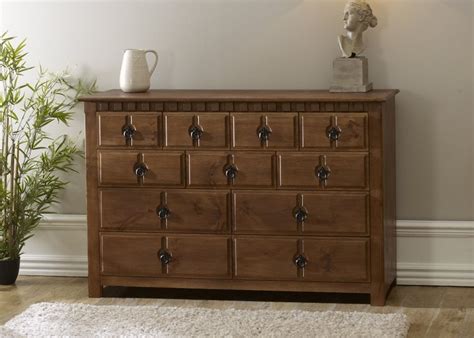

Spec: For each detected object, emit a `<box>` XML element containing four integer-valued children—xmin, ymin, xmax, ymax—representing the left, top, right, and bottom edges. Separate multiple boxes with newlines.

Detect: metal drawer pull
<box><xmin>294</xmin><ymin>254</ymin><xmax>308</xmax><ymax>268</ymax></box>
<box><xmin>156</xmin><ymin>206</ymin><xmax>170</xmax><ymax>220</ymax></box>
<box><xmin>327</xmin><ymin>126</ymin><xmax>342</xmax><ymax>141</ymax></box>
<box><xmin>257</xmin><ymin>125</ymin><xmax>272</xmax><ymax>142</ymax></box>
<box><xmin>122</xmin><ymin>124</ymin><xmax>136</xmax><ymax>140</ymax></box>
<box><xmin>188</xmin><ymin>125</ymin><xmax>203</xmax><ymax>141</ymax></box>
<box><xmin>224</xmin><ymin>164</ymin><xmax>238</xmax><ymax>179</ymax></box>
<box><xmin>293</xmin><ymin>207</ymin><xmax>309</xmax><ymax>223</ymax></box>
<box><xmin>315</xmin><ymin>165</ymin><xmax>331</xmax><ymax>182</ymax></box>
<box><xmin>158</xmin><ymin>249</ymin><xmax>172</xmax><ymax>265</ymax></box>
<box><xmin>134</xmin><ymin>163</ymin><xmax>149</xmax><ymax>178</ymax></box>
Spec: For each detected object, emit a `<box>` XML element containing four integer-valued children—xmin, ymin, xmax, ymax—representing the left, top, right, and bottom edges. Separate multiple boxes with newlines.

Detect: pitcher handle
<box><xmin>145</xmin><ymin>50</ymin><xmax>159</xmax><ymax>77</ymax></box>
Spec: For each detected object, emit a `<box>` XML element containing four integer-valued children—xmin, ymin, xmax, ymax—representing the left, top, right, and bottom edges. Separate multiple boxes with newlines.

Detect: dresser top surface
<box><xmin>79</xmin><ymin>89</ymin><xmax>399</xmax><ymax>103</ymax></box>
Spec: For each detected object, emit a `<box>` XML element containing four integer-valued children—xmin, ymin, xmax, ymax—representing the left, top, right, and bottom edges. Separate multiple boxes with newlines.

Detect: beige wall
<box><xmin>1</xmin><ymin>0</ymin><xmax>473</xmax><ymax>220</ymax></box>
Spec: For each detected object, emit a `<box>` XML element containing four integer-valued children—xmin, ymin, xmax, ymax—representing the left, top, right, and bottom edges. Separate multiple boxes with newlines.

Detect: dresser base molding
<box><xmin>97</xmin><ymin>276</ymin><xmax>394</xmax><ymax>305</ymax></box>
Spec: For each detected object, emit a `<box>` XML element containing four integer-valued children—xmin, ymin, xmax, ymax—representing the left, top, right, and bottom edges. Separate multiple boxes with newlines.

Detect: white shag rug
<box><xmin>2</xmin><ymin>302</ymin><xmax>410</xmax><ymax>337</ymax></box>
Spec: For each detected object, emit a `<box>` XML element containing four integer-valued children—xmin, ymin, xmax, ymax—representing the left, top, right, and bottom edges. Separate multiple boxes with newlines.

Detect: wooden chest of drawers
<box><xmin>80</xmin><ymin>89</ymin><xmax>398</xmax><ymax>306</ymax></box>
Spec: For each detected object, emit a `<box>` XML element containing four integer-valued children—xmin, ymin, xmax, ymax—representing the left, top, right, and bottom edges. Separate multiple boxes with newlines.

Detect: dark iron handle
<box><xmin>134</xmin><ymin>163</ymin><xmax>149</xmax><ymax>178</ymax></box>
<box><xmin>294</xmin><ymin>254</ymin><xmax>308</xmax><ymax>268</ymax></box>
<box><xmin>327</xmin><ymin>126</ymin><xmax>342</xmax><ymax>141</ymax></box>
<box><xmin>293</xmin><ymin>207</ymin><xmax>309</xmax><ymax>223</ymax></box>
<box><xmin>156</xmin><ymin>206</ymin><xmax>171</xmax><ymax>220</ymax></box>
<box><xmin>158</xmin><ymin>249</ymin><xmax>172</xmax><ymax>265</ymax></box>
<box><xmin>122</xmin><ymin>124</ymin><xmax>136</xmax><ymax>140</ymax></box>
<box><xmin>257</xmin><ymin>126</ymin><xmax>272</xmax><ymax>142</ymax></box>
<box><xmin>315</xmin><ymin>165</ymin><xmax>331</xmax><ymax>182</ymax></box>
<box><xmin>189</xmin><ymin>125</ymin><xmax>203</xmax><ymax>141</ymax></box>
<box><xmin>224</xmin><ymin>164</ymin><xmax>238</xmax><ymax>179</ymax></box>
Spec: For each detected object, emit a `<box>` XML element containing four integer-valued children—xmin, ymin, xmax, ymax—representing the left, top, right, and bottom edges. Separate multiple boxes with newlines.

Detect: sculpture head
<box><xmin>343</xmin><ymin>0</ymin><xmax>377</xmax><ymax>33</ymax></box>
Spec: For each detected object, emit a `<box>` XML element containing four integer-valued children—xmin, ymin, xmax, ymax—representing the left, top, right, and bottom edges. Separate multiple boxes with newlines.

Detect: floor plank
<box><xmin>0</xmin><ymin>276</ymin><xmax>472</xmax><ymax>337</ymax></box>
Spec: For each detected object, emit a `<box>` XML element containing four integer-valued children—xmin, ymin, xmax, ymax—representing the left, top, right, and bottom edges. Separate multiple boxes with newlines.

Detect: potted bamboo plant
<box><xmin>0</xmin><ymin>32</ymin><xmax>95</xmax><ymax>284</ymax></box>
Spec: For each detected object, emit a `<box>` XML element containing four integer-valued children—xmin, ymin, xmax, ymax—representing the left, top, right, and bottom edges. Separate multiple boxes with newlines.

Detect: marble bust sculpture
<box><xmin>338</xmin><ymin>0</ymin><xmax>378</xmax><ymax>58</ymax></box>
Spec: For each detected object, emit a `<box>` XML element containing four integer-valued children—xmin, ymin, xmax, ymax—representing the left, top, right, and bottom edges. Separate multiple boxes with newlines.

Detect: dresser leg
<box><xmin>88</xmin><ymin>282</ymin><xmax>103</xmax><ymax>298</ymax></box>
<box><xmin>370</xmin><ymin>289</ymin><xmax>386</xmax><ymax>306</ymax></box>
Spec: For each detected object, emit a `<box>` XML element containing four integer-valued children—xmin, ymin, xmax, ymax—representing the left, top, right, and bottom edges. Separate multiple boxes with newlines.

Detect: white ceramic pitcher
<box><xmin>119</xmin><ymin>49</ymin><xmax>158</xmax><ymax>93</ymax></box>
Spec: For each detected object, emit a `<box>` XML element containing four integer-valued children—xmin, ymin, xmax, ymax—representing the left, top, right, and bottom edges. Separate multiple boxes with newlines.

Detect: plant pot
<box><xmin>0</xmin><ymin>259</ymin><xmax>20</xmax><ymax>285</ymax></box>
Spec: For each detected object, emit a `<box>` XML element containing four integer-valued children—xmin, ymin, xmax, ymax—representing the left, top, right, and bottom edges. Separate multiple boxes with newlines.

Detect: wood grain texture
<box><xmin>83</xmin><ymin>90</ymin><xmax>398</xmax><ymax>306</ymax></box>
<box><xmin>231</xmin><ymin>113</ymin><xmax>298</xmax><ymax>149</ymax></box>
<box><xmin>101</xmin><ymin>233</ymin><xmax>231</xmax><ymax>278</ymax></box>
<box><xmin>302</xmin><ymin>238</ymin><xmax>369</xmax><ymax>282</ymax></box>
<box><xmin>98</xmin><ymin>112</ymin><xmax>161</xmax><ymax>147</ymax></box>
<box><xmin>277</xmin><ymin>152</ymin><xmax>368</xmax><ymax>190</ymax></box>
<box><xmin>79</xmin><ymin>89</ymin><xmax>399</xmax><ymax>103</ymax></box>
<box><xmin>300</xmin><ymin>113</ymin><xmax>368</xmax><ymax>150</ymax></box>
<box><xmin>232</xmin><ymin>191</ymin><xmax>369</xmax><ymax>235</ymax></box>
<box><xmin>368</xmin><ymin>102</ymin><xmax>386</xmax><ymax>306</ymax></box>
<box><xmin>85</xmin><ymin>102</ymin><xmax>102</xmax><ymax>297</ymax></box>
<box><xmin>234</xmin><ymin>236</ymin><xmax>369</xmax><ymax>282</ymax></box>
<box><xmin>99</xmin><ymin>151</ymin><xmax>185</xmax><ymax>186</ymax></box>
<box><xmin>186</xmin><ymin>151</ymin><xmax>275</xmax><ymax>188</ymax></box>
<box><xmin>163</xmin><ymin>112</ymin><xmax>229</xmax><ymax>149</ymax></box>
<box><xmin>100</xmin><ymin>189</ymin><xmax>230</xmax><ymax>233</ymax></box>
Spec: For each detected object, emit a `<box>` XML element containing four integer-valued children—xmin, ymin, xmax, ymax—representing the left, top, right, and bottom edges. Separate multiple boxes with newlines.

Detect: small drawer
<box><xmin>98</xmin><ymin>151</ymin><xmax>185</xmax><ymax>186</ymax></box>
<box><xmin>300</xmin><ymin>113</ymin><xmax>367</xmax><ymax>150</ymax></box>
<box><xmin>277</xmin><ymin>152</ymin><xmax>368</xmax><ymax>189</ymax></box>
<box><xmin>164</xmin><ymin>112</ymin><xmax>229</xmax><ymax>149</ymax></box>
<box><xmin>98</xmin><ymin>112</ymin><xmax>161</xmax><ymax>147</ymax></box>
<box><xmin>186</xmin><ymin>152</ymin><xmax>275</xmax><ymax>188</ymax></box>
<box><xmin>234</xmin><ymin>237</ymin><xmax>369</xmax><ymax>282</ymax></box>
<box><xmin>232</xmin><ymin>191</ymin><xmax>368</xmax><ymax>235</ymax></box>
<box><xmin>231</xmin><ymin>113</ymin><xmax>298</xmax><ymax>149</ymax></box>
<box><xmin>100</xmin><ymin>189</ymin><xmax>230</xmax><ymax>233</ymax></box>
<box><xmin>101</xmin><ymin>233</ymin><xmax>231</xmax><ymax>278</ymax></box>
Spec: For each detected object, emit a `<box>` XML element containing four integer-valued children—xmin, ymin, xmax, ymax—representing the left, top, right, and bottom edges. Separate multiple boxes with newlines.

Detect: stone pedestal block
<box><xmin>330</xmin><ymin>57</ymin><xmax>373</xmax><ymax>93</ymax></box>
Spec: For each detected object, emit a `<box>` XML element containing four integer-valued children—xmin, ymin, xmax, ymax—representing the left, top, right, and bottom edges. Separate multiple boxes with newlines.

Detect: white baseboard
<box><xmin>19</xmin><ymin>215</ymin><xmax>474</xmax><ymax>287</ymax></box>
<box><xmin>397</xmin><ymin>263</ymin><xmax>474</xmax><ymax>286</ymax></box>
<box><xmin>20</xmin><ymin>254</ymin><xmax>88</xmax><ymax>277</ymax></box>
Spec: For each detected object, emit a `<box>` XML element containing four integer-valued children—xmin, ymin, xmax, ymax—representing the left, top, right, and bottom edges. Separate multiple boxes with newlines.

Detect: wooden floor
<box><xmin>0</xmin><ymin>276</ymin><xmax>473</xmax><ymax>337</ymax></box>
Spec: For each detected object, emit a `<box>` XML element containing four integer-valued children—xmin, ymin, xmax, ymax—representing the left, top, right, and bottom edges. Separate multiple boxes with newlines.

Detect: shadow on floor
<box><xmin>103</xmin><ymin>287</ymin><xmax>370</xmax><ymax>304</ymax></box>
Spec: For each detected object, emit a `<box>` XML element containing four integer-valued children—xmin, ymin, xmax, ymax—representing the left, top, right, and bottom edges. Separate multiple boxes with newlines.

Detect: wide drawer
<box><xmin>186</xmin><ymin>152</ymin><xmax>275</xmax><ymax>188</ymax></box>
<box><xmin>231</xmin><ymin>113</ymin><xmax>298</xmax><ymax>149</ymax></box>
<box><xmin>232</xmin><ymin>191</ymin><xmax>369</xmax><ymax>235</ymax></box>
<box><xmin>101</xmin><ymin>233</ymin><xmax>231</xmax><ymax>278</ymax></box>
<box><xmin>300</xmin><ymin>113</ymin><xmax>367</xmax><ymax>150</ymax></box>
<box><xmin>163</xmin><ymin>112</ymin><xmax>229</xmax><ymax>149</ymax></box>
<box><xmin>277</xmin><ymin>152</ymin><xmax>368</xmax><ymax>189</ymax></box>
<box><xmin>98</xmin><ymin>112</ymin><xmax>161</xmax><ymax>147</ymax></box>
<box><xmin>100</xmin><ymin>189</ymin><xmax>230</xmax><ymax>233</ymax></box>
<box><xmin>234</xmin><ymin>237</ymin><xmax>369</xmax><ymax>282</ymax></box>
<box><xmin>98</xmin><ymin>151</ymin><xmax>185</xmax><ymax>186</ymax></box>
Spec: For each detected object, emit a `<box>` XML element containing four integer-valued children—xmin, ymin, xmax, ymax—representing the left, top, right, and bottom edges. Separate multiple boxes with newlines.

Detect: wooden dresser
<box><xmin>80</xmin><ymin>89</ymin><xmax>398</xmax><ymax>306</ymax></box>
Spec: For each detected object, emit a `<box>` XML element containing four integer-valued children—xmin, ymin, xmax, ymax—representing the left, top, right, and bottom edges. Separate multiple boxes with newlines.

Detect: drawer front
<box><xmin>277</xmin><ymin>152</ymin><xmax>368</xmax><ymax>189</ymax></box>
<box><xmin>165</xmin><ymin>235</ymin><xmax>231</xmax><ymax>278</ymax></box>
<box><xmin>100</xmin><ymin>189</ymin><xmax>230</xmax><ymax>233</ymax></box>
<box><xmin>233</xmin><ymin>191</ymin><xmax>368</xmax><ymax>235</ymax></box>
<box><xmin>164</xmin><ymin>112</ymin><xmax>229</xmax><ymax>149</ymax></box>
<box><xmin>101</xmin><ymin>234</ymin><xmax>231</xmax><ymax>278</ymax></box>
<box><xmin>187</xmin><ymin>152</ymin><xmax>275</xmax><ymax>188</ymax></box>
<box><xmin>234</xmin><ymin>237</ymin><xmax>299</xmax><ymax>280</ymax></box>
<box><xmin>231</xmin><ymin>113</ymin><xmax>298</xmax><ymax>149</ymax></box>
<box><xmin>99</xmin><ymin>151</ymin><xmax>185</xmax><ymax>186</ymax></box>
<box><xmin>300</xmin><ymin>113</ymin><xmax>367</xmax><ymax>150</ymax></box>
<box><xmin>98</xmin><ymin>112</ymin><xmax>160</xmax><ymax>147</ymax></box>
<box><xmin>303</xmin><ymin>238</ymin><xmax>369</xmax><ymax>282</ymax></box>
<box><xmin>234</xmin><ymin>237</ymin><xmax>369</xmax><ymax>282</ymax></box>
